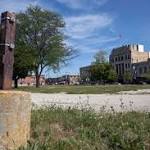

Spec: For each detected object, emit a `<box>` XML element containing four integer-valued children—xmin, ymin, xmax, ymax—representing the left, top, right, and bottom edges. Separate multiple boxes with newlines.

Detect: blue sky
<box><xmin>0</xmin><ymin>0</ymin><xmax>150</xmax><ymax>77</ymax></box>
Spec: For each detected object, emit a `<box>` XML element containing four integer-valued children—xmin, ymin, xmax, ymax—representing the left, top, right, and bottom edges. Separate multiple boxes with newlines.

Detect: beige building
<box><xmin>109</xmin><ymin>44</ymin><xmax>150</xmax><ymax>80</ymax></box>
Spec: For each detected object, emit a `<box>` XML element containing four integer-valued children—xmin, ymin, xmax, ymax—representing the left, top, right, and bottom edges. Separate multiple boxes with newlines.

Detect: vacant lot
<box><xmin>31</xmin><ymin>92</ymin><xmax>150</xmax><ymax>112</ymax></box>
<box><xmin>20</xmin><ymin>107</ymin><xmax>150</xmax><ymax>150</ymax></box>
<box><xmin>16</xmin><ymin>84</ymin><xmax>150</xmax><ymax>94</ymax></box>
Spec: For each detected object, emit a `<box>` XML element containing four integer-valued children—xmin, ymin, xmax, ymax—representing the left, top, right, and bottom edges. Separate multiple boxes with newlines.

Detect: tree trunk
<box><xmin>36</xmin><ymin>74</ymin><xmax>40</xmax><ymax>88</ymax></box>
<box><xmin>14</xmin><ymin>78</ymin><xmax>18</xmax><ymax>88</ymax></box>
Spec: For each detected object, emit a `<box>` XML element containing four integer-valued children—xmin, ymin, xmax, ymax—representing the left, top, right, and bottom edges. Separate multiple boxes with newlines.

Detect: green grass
<box><xmin>15</xmin><ymin>84</ymin><xmax>150</xmax><ymax>94</ymax></box>
<box><xmin>20</xmin><ymin>107</ymin><xmax>150</xmax><ymax>150</ymax></box>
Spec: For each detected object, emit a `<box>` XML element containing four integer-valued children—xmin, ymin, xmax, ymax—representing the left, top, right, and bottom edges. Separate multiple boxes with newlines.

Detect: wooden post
<box><xmin>0</xmin><ymin>11</ymin><xmax>16</xmax><ymax>90</ymax></box>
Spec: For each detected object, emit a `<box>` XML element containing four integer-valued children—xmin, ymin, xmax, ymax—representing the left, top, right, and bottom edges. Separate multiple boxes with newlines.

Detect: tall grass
<box><xmin>20</xmin><ymin>107</ymin><xmax>150</xmax><ymax>150</ymax></box>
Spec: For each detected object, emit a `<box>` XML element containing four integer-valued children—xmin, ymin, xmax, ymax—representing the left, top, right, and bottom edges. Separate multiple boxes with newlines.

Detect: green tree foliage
<box><xmin>123</xmin><ymin>71</ymin><xmax>132</xmax><ymax>83</ymax></box>
<box><xmin>107</xmin><ymin>69</ymin><xmax>118</xmax><ymax>82</ymax></box>
<box><xmin>90</xmin><ymin>63</ymin><xmax>117</xmax><ymax>83</ymax></box>
<box><xmin>13</xmin><ymin>46</ymin><xmax>33</xmax><ymax>88</ymax></box>
<box><xmin>140</xmin><ymin>71</ymin><xmax>150</xmax><ymax>82</ymax></box>
<box><xmin>16</xmin><ymin>5</ymin><xmax>75</xmax><ymax>87</ymax></box>
<box><xmin>92</xmin><ymin>50</ymin><xmax>108</xmax><ymax>64</ymax></box>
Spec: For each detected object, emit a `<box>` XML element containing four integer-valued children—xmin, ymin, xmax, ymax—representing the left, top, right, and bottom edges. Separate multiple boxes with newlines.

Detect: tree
<box><xmin>90</xmin><ymin>63</ymin><xmax>117</xmax><ymax>83</ymax></box>
<box><xmin>123</xmin><ymin>71</ymin><xmax>132</xmax><ymax>83</ymax></box>
<box><xmin>13</xmin><ymin>46</ymin><xmax>33</xmax><ymax>88</ymax></box>
<box><xmin>140</xmin><ymin>71</ymin><xmax>150</xmax><ymax>83</ymax></box>
<box><xmin>92</xmin><ymin>50</ymin><xmax>108</xmax><ymax>64</ymax></box>
<box><xmin>16</xmin><ymin>6</ymin><xmax>75</xmax><ymax>87</ymax></box>
<box><xmin>90</xmin><ymin>64</ymin><xmax>105</xmax><ymax>83</ymax></box>
<box><xmin>107</xmin><ymin>69</ymin><xmax>118</xmax><ymax>83</ymax></box>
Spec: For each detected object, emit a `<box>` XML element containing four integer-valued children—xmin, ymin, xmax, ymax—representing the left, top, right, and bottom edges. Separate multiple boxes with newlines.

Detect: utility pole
<box><xmin>0</xmin><ymin>11</ymin><xmax>16</xmax><ymax>90</ymax></box>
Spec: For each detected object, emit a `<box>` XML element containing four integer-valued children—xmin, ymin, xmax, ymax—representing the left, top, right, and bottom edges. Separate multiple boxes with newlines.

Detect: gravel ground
<box><xmin>31</xmin><ymin>89</ymin><xmax>150</xmax><ymax>112</ymax></box>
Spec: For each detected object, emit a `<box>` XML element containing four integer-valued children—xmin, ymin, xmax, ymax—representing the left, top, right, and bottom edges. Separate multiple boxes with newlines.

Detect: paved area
<box><xmin>31</xmin><ymin>89</ymin><xmax>150</xmax><ymax>112</ymax></box>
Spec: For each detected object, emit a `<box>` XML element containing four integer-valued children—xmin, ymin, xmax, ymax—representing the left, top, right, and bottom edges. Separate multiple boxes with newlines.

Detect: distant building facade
<box><xmin>46</xmin><ymin>75</ymin><xmax>80</xmax><ymax>85</ymax></box>
<box><xmin>109</xmin><ymin>44</ymin><xmax>150</xmax><ymax>80</ymax></box>
<box><xmin>18</xmin><ymin>75</ymin><xmax>45</xmax><ymax>86</ymax></box>
<box><xmin>80</xmin><ymin>65</ymin><xmax>92</xmax><ymax>82</ymax></box>
<box><xmin>80</xmin><ymin>44</ymin><xmax>150</xmax><ymax>83</ymax></box>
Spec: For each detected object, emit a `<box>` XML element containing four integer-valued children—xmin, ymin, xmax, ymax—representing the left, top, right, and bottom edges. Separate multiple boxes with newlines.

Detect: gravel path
<box><xmin>31</xmin><ymin>89</ymin><xmax>150</xmax><ymax>112</ymax></box>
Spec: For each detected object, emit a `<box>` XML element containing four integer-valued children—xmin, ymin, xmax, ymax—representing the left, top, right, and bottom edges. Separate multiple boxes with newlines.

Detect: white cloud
<box><xmin>65</xmin><ymin>14</ymin><xmax>113</xmax><ymax>39</ymax></box>
<box><xmin>56</xmin><ymin>0</ymin><xmax>108</xmax><ymax>9</ymax></box>
<box><xmin>85</xmin><ymin>36</ymin><xmax>120</xmax><ymax>46</ymax></box>
<box><xmin>63</xmin><ymin>13</ymin><xmax>119</xmax><ymax>54</ymax></box>
<box><xmin>0</xmin><ymin>0</ymin><xmax>39</xmax><ymax>13</ymax></box>
<box><xmin>66</xmin><ymin>35</ymin><xmax>120</xmax><ymax>53</ymax></box>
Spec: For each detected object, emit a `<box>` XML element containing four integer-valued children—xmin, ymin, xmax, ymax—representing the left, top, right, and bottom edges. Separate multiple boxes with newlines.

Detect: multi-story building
<box><xmin>109</xmin><ymin>44</ymin><xmax>150</xmax><ymax>80</ymax></box>
<box><xmin>80</xmin><ymin>44</ymin><xmax>150</xmax><ymax>83</ymax></box>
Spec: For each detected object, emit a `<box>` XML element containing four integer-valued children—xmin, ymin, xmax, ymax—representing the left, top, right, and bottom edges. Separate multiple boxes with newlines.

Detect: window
<box><xmin>144</xmin><ymin>67</ymin><xmax>147</xmax><ymax>73</ymax></box>
<box><xmin>128</xmin><ymin>63</ymin><xmax>130</xmax><ymax>68</ymax></box>
<box><xmin>128</xmin><ymin>55</ymin><xmax>131</xmax><ymax>59</ymax></box>
<box><xmin>139</xmin><ymin>68</ymin><xmax>143</xmax><ymax>74</ymax></box>
<box><xmin>115</xmin><ymin>57</ymin><xmax>118</xmax><ymax>62</ymax></box>
<box><xmin>116</xmin><ymin>64</ymin><xmax>118</xmax><ymax>73</ymax></box>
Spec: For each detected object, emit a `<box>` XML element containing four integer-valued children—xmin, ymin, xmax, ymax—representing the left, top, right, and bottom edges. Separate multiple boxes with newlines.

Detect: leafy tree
<box><xmin>92</xmin><ymin>50</ymin><xmax>108</xmax><ymax>64</ymax></box>
<box><xmin>107</xmin><ymin>69</ymin><xmax>118</xmax><ymax>83</ymax></box>
<box><xmin>90</xmin><ymin>63</ymin><xmax>117</xmax><ymax>83</ymax></box>
<box><xmin>13</xmin><ymin>46</ymin><xmax>33</xmax><ymax>88</ymax></box>
<box><xmin>16</xmin><ymin>6</ymin><xmax>75</xmax><ymax>87</ymax></box>
<box><xmin>140</xmin><ymin>71</ymin><xmax>150</xmax><ymax>82</ymax></box>
<box><xmin>123</xmin><ymin>71</ymin><xmax>132</xmax><ymax>83</ymax></box>
<box><xmin>90</xmin><ymin>64</ymin><xmax>105</xmax><ymax>83</ymax></box>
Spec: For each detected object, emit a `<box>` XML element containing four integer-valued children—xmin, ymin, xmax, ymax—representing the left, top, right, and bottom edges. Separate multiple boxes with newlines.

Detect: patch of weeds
<box><xmin>19</xmin><ymin>107</ymin><xmax>150</xmax><ymax>150</ymax></box>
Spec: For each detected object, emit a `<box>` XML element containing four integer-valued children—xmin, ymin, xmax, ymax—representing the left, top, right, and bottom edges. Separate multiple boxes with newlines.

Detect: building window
<box><xmin>144</xmin><ymin>67</ymin><xmax>147</xmax><ymax>73</ymax></box>
<box><xmin>116</xmin><ymin>64</ymin><xmax>118</xmax><ymax>74</ymax></box>
<box><xmin>121</xmin><ymin>56</ymin><xmax>124</xmax><ymax>61</ymax></box>
<box><xmin>139</xmin><ymin>68</ymin><xmax>143</xmax><ymax>74</ymax></box>
<box><xmin>128</xmin><ymin>55</ymin><xmax>131</xmax><ymax>59</ymax></box>
<box><xmin>128</xmin><ymin>63</ymin><xmax>130</xmax><ymax>68</ymax></box>
<box><xmin>115</xmin><ymin>57</ymin><xmax>118</xmax><ymax>62</ymax></box>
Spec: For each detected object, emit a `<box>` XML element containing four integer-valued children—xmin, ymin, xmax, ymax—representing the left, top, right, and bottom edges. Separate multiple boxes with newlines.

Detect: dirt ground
<box><xmin>31</xmin><ymin>89</ymin><xmax>150</xmax><ymax>112</ymax></box>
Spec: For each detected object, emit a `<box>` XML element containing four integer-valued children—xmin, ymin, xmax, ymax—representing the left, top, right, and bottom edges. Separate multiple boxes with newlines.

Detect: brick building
<box><xmin>46</xmin><ymin>75</ymin><xmax>80</xmax><ymax>85</ymax></box>
<box><xmin>109</xmin><ymin>44</ymin><xmax>150</xmax><ymax>80</ymax></box>
<box><xmin>18</xmin><ymin>75</ymin><xmax>45</xmax><ymax>86</ymax></box>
